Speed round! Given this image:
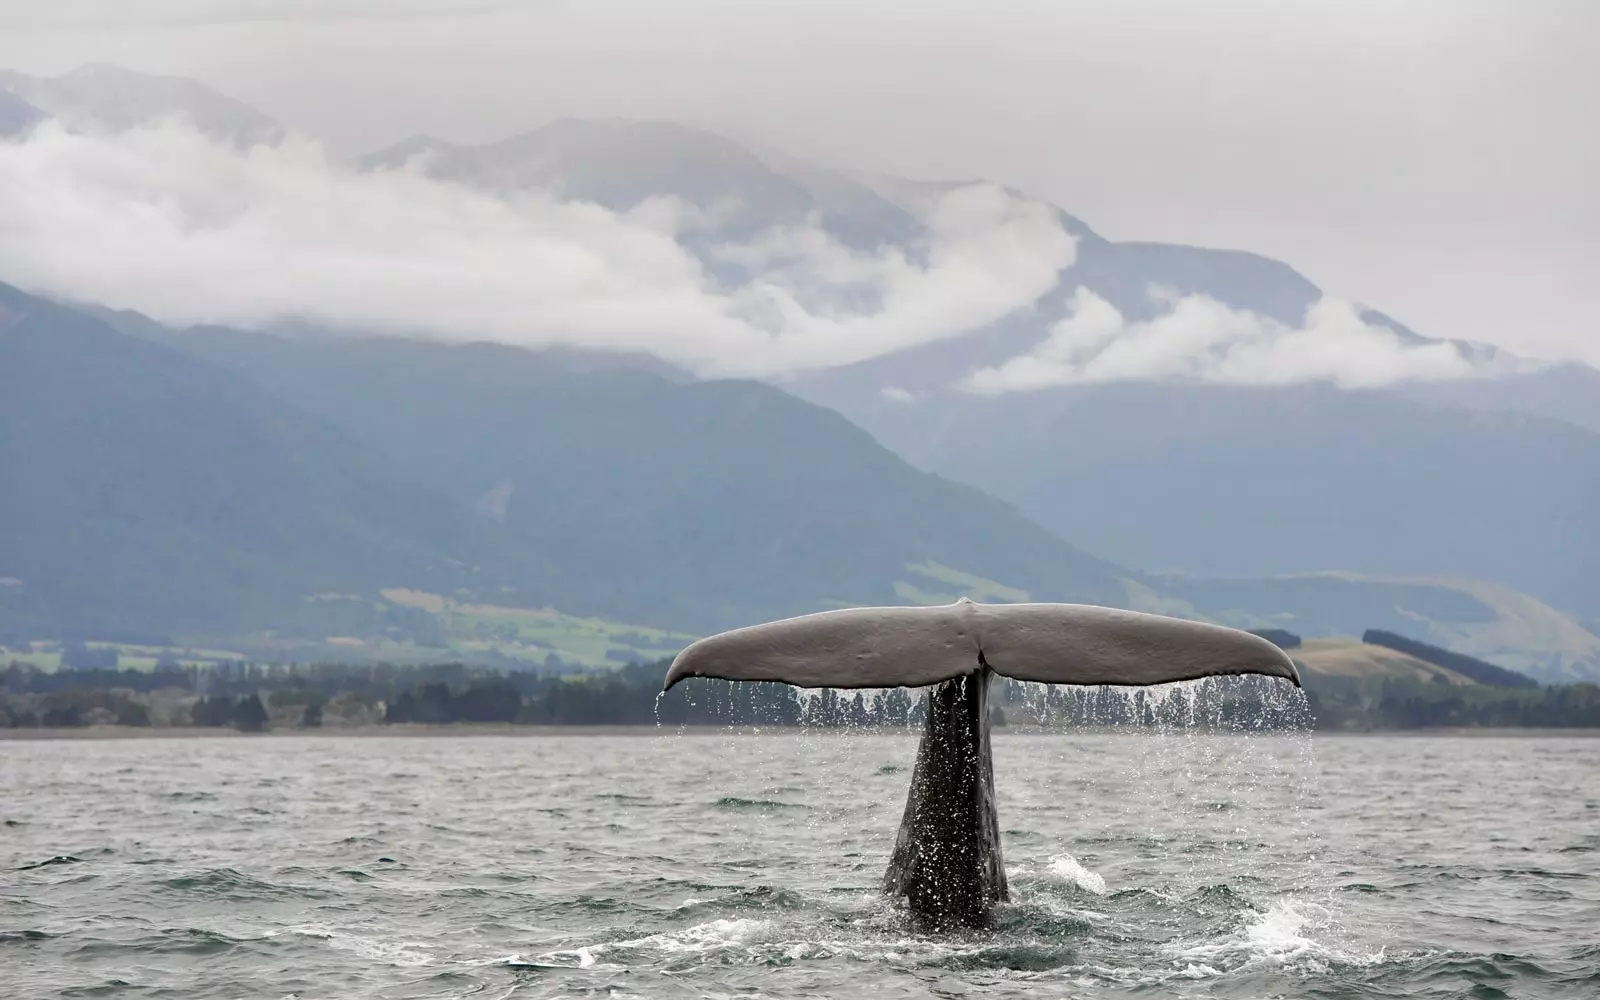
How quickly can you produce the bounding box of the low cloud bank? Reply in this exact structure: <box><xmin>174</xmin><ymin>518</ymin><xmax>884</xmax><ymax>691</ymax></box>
<box><xmin>963</xmin><ymin>287</ymin><xmax>1485</xmax><ymax>394</ymax></box>
<box><xmin>0</xmin><ymin>121</ymin><xmax>1074</xmax><ymax>376</ymax></box>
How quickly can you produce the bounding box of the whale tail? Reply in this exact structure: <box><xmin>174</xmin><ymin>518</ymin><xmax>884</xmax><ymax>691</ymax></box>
<box><xmin>661</xmin><ymin>599</ymin><xmax>1300</xmax><ymax>931</ymax></box>
<box><xmin>663</xmin><ymin>598</ymin><xmax>1300</xmax><ymax>692</ymax></box>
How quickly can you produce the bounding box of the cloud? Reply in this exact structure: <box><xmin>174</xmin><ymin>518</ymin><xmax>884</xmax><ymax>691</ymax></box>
<box><xmin>962</xmin><ymin>286</ymin><xmax>1485</xmax><ymax>394</ymax></box>
<box><xmin>0</xmin><ymin>1</ymin><xmax>529</xmax><ymax>29</ymax></box>
<box><xmin>0</xmin><ymin>121</ymin><xmax>1074</xmax><ymax>376</ymax></box>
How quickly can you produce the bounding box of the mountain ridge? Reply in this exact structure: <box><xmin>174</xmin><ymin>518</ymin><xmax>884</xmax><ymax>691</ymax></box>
<box><xmin>0</xmin><ymin>63</ymin><xmax>282</xmax><ymax>145</ymax></box>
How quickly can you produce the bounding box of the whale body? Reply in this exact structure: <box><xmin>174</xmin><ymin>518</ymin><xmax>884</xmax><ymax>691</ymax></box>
<box><xmin>663</xmin><ymin>598</ymin><xmax>1299</xmax><ymax>929</ymax></box>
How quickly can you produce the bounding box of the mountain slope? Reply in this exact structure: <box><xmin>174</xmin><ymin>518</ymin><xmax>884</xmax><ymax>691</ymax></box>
<box><xmin>0</xmin><ymin>283</ymin><xmax>496</xmax><ymax>635</ymax></box>
<box><xmin>1147</xmin><ymin>571</ymin><xmax>1600</xmax><ymax>683</ymax></box>
<box><xmin>0</xmin><ymin>64</ymin><xmax>282</xmax><ymax>144</ymax></box>
<box><xmin>154</xmin><ymin>326</ymin><xmax>1133</xmax><ymax>632</ymax></box>
<box><xmin>0</xmin><ymin>283</ymin><xmax>1139</xmax><ymax>638</ymax></box>
<box><xmin>0</xmin><ymin>90</ymin><xmax>41</xmax><ymax>136</ymax></box>
<box><xmin>826</xmin><ymin>380</ymin><xmax>1600</xmax><ymax>627</ymax></box>
<box><xmin>1396</xmin><ymin>363</ymin><xmax>1600</xmax><ymax>437</ymax></box>
<box><xmin>1292</xmin><ymin>639</ymin><xmax>1480</xmax><ymax>685</ymax></box>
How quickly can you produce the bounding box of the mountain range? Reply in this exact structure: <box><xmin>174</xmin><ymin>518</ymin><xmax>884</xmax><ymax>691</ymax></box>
<box><xmin>352</xmin><ymin>98</ymin><xmax>1600</xmax><ymax>632</ymax></box>
<box><xmin>3</xmin><ymin>64</ymin><xmax>1597</xmax><ymax>682</ymax></box>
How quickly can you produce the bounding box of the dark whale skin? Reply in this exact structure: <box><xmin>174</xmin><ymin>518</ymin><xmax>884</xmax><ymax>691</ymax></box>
<box><xmin>881</xmin><ymin>666</ymin><xmax>1007</xmax><ymax>930</ymax></box>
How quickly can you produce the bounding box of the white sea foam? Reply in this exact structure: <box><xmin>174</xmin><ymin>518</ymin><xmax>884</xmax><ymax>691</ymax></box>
<box><xmin>282</xmin><ymin>923</ymin><xmax>436</xmax><ymax>967</ymax></box>
<box><xmin>1046</xmin><ymin>853</ymin><xmax>1109</xmax><ymax>895</ymax></box>
<box><xmin>1170</xmin><ymin>898</ymin><xmax>1377</xmax><ymax>974</ymax></box>
<box><xmin>543</xmin><ymin>914</ymin><xmax>985</xmax><ymax>971</ymax></box>
<box><xmin>542</xmin><ymin>916</ymin><xmax>776</xmax><ymax>967</ymax></box>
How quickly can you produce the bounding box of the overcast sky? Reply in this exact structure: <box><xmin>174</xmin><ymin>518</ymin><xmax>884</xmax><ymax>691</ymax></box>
<box><xmin>1</xmin><ymin>0</ymin><xmax>1594</xmax><ymax>363</ymax></box>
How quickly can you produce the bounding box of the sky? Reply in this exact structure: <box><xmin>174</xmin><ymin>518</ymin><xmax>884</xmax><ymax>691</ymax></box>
<box><xmin>0</xmin><ymin>0</ymin><xmax>1594</xmax><ymax>367</ymax></box>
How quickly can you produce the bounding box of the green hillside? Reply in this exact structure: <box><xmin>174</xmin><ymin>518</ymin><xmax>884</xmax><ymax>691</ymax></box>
<box><xmin>834</xmin><ymin>380</ymin><xmax>1600</xmax><ymax>628</ymax></box>
<box><xmin>1292</xmin><ymin>638</ymin><xmax>1478</xmax><ymax>685</ymax></box>
<box><xmin>154</xmin><ymin>322</ymin><xmax>1131</xmax><ymax>632</ymax></box>
<box><xmin>1150</xmin><ymin>571</ymin><xmax>1600</xmax><ymax>683</ymax></box>
<box><xmin>0</xmin><ymin>284</ymin><xmax>508</xmax><ymax>637</ymax></box>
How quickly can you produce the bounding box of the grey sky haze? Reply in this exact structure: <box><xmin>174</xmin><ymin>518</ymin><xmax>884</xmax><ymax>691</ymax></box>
<box><xmin>1</xmin><ymin>0</ymin><xmax>1594</xmax><ymax>363</ymax></box>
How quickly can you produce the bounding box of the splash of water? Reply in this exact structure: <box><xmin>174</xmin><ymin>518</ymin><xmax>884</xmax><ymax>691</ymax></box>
<box><xmin>1046</xmin><ymin>853</ymin><xmax>1109</xmax><ymax>895</ymax></box>
<box><xmin>998</xmin><ymin>674</ymin><xmax>1311</xmax><ymax>732</ymax></box>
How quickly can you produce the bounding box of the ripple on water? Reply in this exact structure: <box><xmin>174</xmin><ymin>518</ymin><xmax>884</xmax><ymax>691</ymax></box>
<box><xmin>713</xmin><ymin>796</ymin><xmax>808</xmax><ymax>810</ymax></box>
<box><xmin>283</xmin><ymin>924</ymin><xmax>438</xmax><ymax>967</ymax></box>
<box><xmin>1</xmin><ymin>731</ymin><xmax>1594</xmax><ymax>1000</ymax></box>
<box><xmin>16</xmin><ymin>855</ymin><xmax>86</xmax><ymax>871</ymax></box>
<box><xmin>156</xmin><ymin>868</ymin><xmax>332</xmax><ymax>901</ymax></box>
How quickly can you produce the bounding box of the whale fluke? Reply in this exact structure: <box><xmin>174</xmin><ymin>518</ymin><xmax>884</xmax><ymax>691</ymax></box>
<box><xmin>663</xmin><ymin>598</ymin><xmax>1299</xmax><ymax>691</ymax></box>
<box><xmin>661</xmin><ymin>598</ymin><xmax>1302</xmax><ymax>931</ymax></box>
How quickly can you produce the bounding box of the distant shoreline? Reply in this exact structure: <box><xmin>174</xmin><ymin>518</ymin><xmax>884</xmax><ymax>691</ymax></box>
<box><xmin>4</xmin><ymin>724</ymin><xmax>1600</xmax><ymax>741</ymax></box>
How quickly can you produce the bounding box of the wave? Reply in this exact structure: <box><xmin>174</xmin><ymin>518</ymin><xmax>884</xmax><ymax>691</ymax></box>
<box><xmin>156</xmin><ymin>868</ymin><xmax>333</xmax><ymax>901</ymax></box>
<box><xmin>1168</xmin><ymin>898</ymin><xmax>1374</xmax><ymax>976</ymax></box>
<box><xmin>65</xmin><ymin>927</ymin><xmax>285</xmax><ymax>960</ymax></box>
<box><xmin>15</xmin><ymin>855</ymin><xmax>85</xmax><ymax>871</ymax></box>
<box><xmin>713</xmin><ymin>796</ymin><xmax>807</xmax><ymax>810</ymax></box>
<box><xmin>1043</xmin><ymin>853</ymin><xmax>1108</xmax><ymax>896</ymax></box>
<box><xmin>280</xmin><ymin>923</ymin><xmax>437</xmax><ymax>968</ymax></box>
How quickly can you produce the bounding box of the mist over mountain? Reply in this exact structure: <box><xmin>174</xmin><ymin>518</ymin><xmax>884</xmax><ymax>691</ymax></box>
<box><xmin>373</xmin><ymin>101</ymin><xmax>1600</xmax><ymax>627</ymax></box>
<box><xmin>0</xmin><ymin>89</ymin><xmax>41</xmax><ymax>136</ymax></box>
<box><xmin>360</xmin><ymin>119</ymin><xmax>925</xmax><ymax>252</ymax></box>
<box><xmin>0</xmin><ymin>63</ymin><xmax>282</xmax><ymax>145</ymax></box>
<box><xmin>2</xmin><ymin>282</ymin><xmax>1132</xmax><ymax>636</ymax></box>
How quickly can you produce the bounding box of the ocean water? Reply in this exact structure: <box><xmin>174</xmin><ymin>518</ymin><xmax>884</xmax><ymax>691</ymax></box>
<box><xmin>3</xmin><ymin>727</ymin><xmax>1597</xmax><ymax>999</ymax></box>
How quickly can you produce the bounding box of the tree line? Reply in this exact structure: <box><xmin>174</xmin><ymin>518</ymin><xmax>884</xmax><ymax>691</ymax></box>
<box><xmin>4</xmin><ymin>658</ymin><xmax>1598</xmax><ymax>732</ymax></box>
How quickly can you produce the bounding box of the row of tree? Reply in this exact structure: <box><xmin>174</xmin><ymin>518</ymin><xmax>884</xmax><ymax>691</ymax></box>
<box><xmin>1303</xmin><ymin>673</ymin><xmax>1600</xmax><ymax>728</ymax></box>
<box><xmin>6</xmin><ymin>657</ymin><xmax>1599</xmax><ymax>731</ymax></box>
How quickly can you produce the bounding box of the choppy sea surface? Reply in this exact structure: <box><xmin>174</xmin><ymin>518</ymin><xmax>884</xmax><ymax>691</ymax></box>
<box><xmin>3</xmin><ymin>727</ymin><xmax>1598</xmax><ymax>999</ymax></box>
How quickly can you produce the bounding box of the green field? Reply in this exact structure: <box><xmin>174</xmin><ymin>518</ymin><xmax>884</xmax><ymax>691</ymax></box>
<box><xmin>2</xmin><ymin>590</ymin><xmax>696</xmax><ymax>673</ymax></box>
<box><xmin>892</xmin><ymin>561</ymin><xmax>1033</xmax><ymax>605</ymax></box>
<box><xmin>375</xmin><ymin>589</ymin><xmax>695</xmax><ymax>666</ymax></box>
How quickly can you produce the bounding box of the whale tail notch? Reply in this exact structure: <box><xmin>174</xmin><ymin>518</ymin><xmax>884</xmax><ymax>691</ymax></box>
<box><xmin>662</xmin><ymin>598</ymin><xmax>1299</xmax><ymax>692</ymax></box>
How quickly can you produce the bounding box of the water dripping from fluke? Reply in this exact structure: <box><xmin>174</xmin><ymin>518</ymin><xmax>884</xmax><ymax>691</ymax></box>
<box><xmin>660</xmin><ymin>599</ymin><xmax>1303</xmax><ymax>931</ymax></box>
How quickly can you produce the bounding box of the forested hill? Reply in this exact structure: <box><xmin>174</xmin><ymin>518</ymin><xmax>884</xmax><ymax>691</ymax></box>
<box><xmin>0</xmin><ymin>283</ymin><xmax>493</xmax><ymax>635</ymax></box>
<box><xmin>153</xmin><ymin>322</ymin><xmax>1135</xmax><ymax>630</ymax></box>
<box><xmin>1</xmin><ymin>282</ymin><xmax>1129</xmax><ymax>639</ymax></box>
